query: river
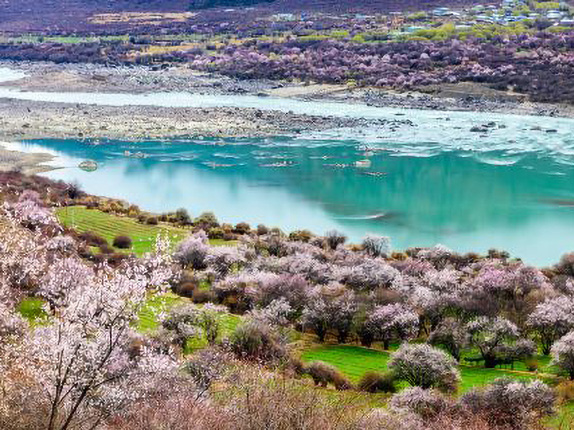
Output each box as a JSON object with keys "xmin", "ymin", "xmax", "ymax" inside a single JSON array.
[{"xmin": 2, "ymin": 68, "xmax": 574, "ymax": 266}]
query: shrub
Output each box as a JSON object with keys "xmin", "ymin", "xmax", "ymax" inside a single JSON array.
[
  {"xmin": 525, "ymin": 358, "xmax": 539, "ymax": 372},
  {"xmin": 107, "ymin": 252, "xmax": 130, "ymax": 266},
  {"xmin": 388, "ymin": 344, "xmax": 460, "ymax": 393},
  {"xmin": 174, "ymin": 232, "xmax": 209, "ymax": 270},
  {"xmin": 113, "ymin": 235, "xmax": 133, "ymax": 249},
  {"xmin": 146, "ymin": 217, "xmax": 159, "ymax": 225},
  {"xmin": 194, "ymin": 212, "xmax": 219, "ymax": 229},
  {"xmin": 555, "ymin": 252, "xmax": 574, "ymax": 277},
  {"xmin": 99, "ymin": 244, "xmax": 114, "ymax": 254},
  {"xmin": 161, "ymin": 304, "xmax": 200, "ymax": 348},
  {"xmin": 175, "ymin": 208, "xmax": 192, "ymax": 225},
  {"xmin": 358, "ymin": 371, "xmax": 396, "ymax": 393},
  {"xmin": 551, "ymin": 331, "xmax": 574, "ymax": 379},
  {"xmin": 198, "ymin": 304, "xmax": 224, "ymax": 345},
  {"xmin": 127, "ymin": 204, "xmax": 140, "ymax": 217},
  {"xmin": 256, "ymin": 224, "xmax": 269, "ymax": 235},
  {"xmin": 390, "ymin": 387, "xmax": 450, "ymax": 419},
  {"xmin": 325, "ymin": 230, "xmax": 346, "ymax": 250},
  {"xmin": 79, "ymin": 231, "xmax": 107, "ymax": 247},
  {"xmin": 460, "ymin": 378, "xmax": 555, "ymax": 429},
  {"xmin": 362, "ymin": 235, "xmax": 391, "ymax": 257},
  {"xmin": 65, "ymin": 181, "xmax": 83, "ymax": 200},
  {"xmin": 305, "ymin": 361, "xmax": 352, "ymax": 390},
  {"xmin": 234, "ymin": 222, "xmax": 251, "ymax": 235},
  {"xmin": 223, "ymin": 232, "xmax": 237, "ymax": 241},
  {"xmin": 207, "ymin": 227, "xmax": 224, "ymax": 239},
  {"xmin": 185, "ymin": 347, "xmax": 229, "ymax": 392},
  {"xmin": 191, "ymin": 289, "xmax": 216, "ymax": 304},
  {"xmin": 556, "ymin": 380, "xmax": 574, "ymax": 404},
  {"xmin": 289, "ymin": 230, "xmax": 313, "ymax": 242},
  {"xmin": 177, "ymin": 282, "xmax": 197, "ymax": 298},
  {"xmin": 229, "ymin": 321, "xmax": 287, "ymax": 364}
]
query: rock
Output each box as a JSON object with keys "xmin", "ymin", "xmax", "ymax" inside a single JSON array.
[{"xmin": 470, "ymin": 126, "xmax": 488, "ymax": 133}]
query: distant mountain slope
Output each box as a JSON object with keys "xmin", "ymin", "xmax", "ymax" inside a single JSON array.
[{"xmin": 0, "ymin": 0, "xmax": 479, "ymax": 32}]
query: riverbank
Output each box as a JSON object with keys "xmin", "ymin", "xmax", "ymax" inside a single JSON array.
[
  {"xmin": 0, "ymin": 62, "xmax": 412, "ymax": 141},
  {"xmin": 0, "ymin": 97, "xmax": 397, "ymax": 141},
  {"xmin": 3, "ymin": 61, "xmax": 574, "ymax": 119},
  {"xmin": 0, "ymin": 143, "xmax": 53, "ymax": 174}
]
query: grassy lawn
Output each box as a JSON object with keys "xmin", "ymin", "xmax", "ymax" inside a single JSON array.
[
  {"xmin": 300, "ymin": 344, "xmax": 553, "ymax": 393},
  {"xmin": 56, "ymin": 206, "xmax": 234, "ymax": 256},
  {"xmin": 17, "ymin": 297, "xmax": 48, "ymax": 325},
  {"xmin": 137, "ymin": 292, "xmax": 242, "ymax": 353},
  {"xmin": 19, "ymin": 291, "xmax": 242, "ymax": 354},
  {"xmin": 57, "ymin": 206, "xmax": 189, "ymax": 256}
]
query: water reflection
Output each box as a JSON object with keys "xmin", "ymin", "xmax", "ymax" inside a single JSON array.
[{"xmin": 7, "ymin": 137, "xmax": 574, "ymax": 266}]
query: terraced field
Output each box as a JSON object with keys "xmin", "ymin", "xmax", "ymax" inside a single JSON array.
[
  {"xmin": 57, "ymin": 206, "xmax": 189, "ymax": 255},
  {"xmin": 300, "ymin": 344, "xmax": 554, "ymax": 393},
  {"xmin": 56, "ymin": 206, "xmax": 233, "ymax": 255}
]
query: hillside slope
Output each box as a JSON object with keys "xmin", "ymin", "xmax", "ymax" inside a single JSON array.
[{"xmin": 0, "ymin": 0, "xmax": 481, "ymax": 32}]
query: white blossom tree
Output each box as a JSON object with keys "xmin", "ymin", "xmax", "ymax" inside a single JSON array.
[
  {"xmin": 551, "ymin": 331, "xmax": 574, "ymax": 379},
  {"xmin": 528, "ymin": 296, "xmax": 574, "ymax": 355},
  {"xmin": 388, "ymin": 343, "xmax": 461, "ymax": 393}
]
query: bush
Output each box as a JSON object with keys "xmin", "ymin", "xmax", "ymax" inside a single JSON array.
[
  {"xmin": 174, "ymin": 232, "xmax": 209, "ymax": 270},
  {"xmin": 551, "ymin": 331, "xmax": 574, "ymax": 379},
  {"xmin": 555, "ymin": 253, "xmax": 574, "ymax": 277},
  {"xmin": 113, "ymin": 235, "xmax": 133, "ymax": 249},
  {"xmin": 175, "ymin": 208, "xmax": 192, "ymax": 225},
  {"xmin": 525, "ymin": 358, "xmax": 539, "ymax": 372},
  {"xmin": 556, "ymin": 380, "xmax": 574, "ymax": 404},
  {"xmin": 107, "ymin": 252, "xmax": 130, "ymax": 266},
  {"xmin": 305, "ymin": 361, "xmax": 352, "ymax": 390},
  {"xmin": 388, "ymin": 344, "xmax": 460, "ymax": 393},
  {"xmin": 177, "ymin": 282, "xmax": 197, "ymax": 298},
  {"xmin": 460, "ymin": 378, "xmax": 555, "ymax": 429},
  {"xmin": 358, "ymin": 371, "xmax": 396, "ymax": 393},
  {"xmin": 256, "ymin": 224, "xmax": 269, "ymax": 235},
  {"xmin": 79, "ymin": 231, "xmax": 107, "ymax": 247},
  {"xmin": 229, "ymin": 321, "xmax": 287, "ymax": 364},
  {"xmin": 223, "ymin": 232, "xmax": 237, "ymax": 242},
  {"xmin": 146, "ymin": 217, "xmax": 159, "ymax": 225},
  {"xmin": 325, "ymin": 230, "xmax": 346, "ymax": 250},
  {"xmin": 191, "ymin": 289, "xmax": 216, "ymax": 304},
  {"xmin": 234, "ymin": 222, "xmax": 251, "ymax": 235},
  {"xmin": 289, "ymin": 230, "xmax": 313, "ymax": 242},
  {"xmin": 362, "ymin": 235, "xmax": 391, "ymax": 257},
  {"xmin": 194, "ymin": 212, "xmax": 219, "ymax": 229},
  {"xmin": 390, "ymin": 387, "xmax": 450, "ymax": 419},
  {"xmin": 208, "ymin": 227, "xmax": 224, "ymax": 239},
  {"xmin": 99, "ymin": 244, "xmax": 114, "ymax": 254}
]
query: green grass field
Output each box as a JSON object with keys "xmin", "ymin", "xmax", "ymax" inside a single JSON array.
[
  {"xmin": 57, "ymin": 206, "xmax": 189, "ymax": 256},
  {"xmin": 19, "ymin": 291, "xmax": 242, "ymax": 354},
  {"xmin": 300, "ymin": 344, "xmax": 554, "ymax": 393},
  {"xmin": 16, "ymin": 297, "xmax": 48, "ymax": 326},
  {"xmin": 137, "ymin": 292, "xmax": 242, "ymax": 352},
  {"xmin": 56, "ymin": 206, "xmax": 233, "ymax": 256}
]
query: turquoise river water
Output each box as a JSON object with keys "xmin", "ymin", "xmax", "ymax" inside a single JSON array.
[{"xmin": 2, "ymin": 68, "xmax": 574, "ymax": 265}]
